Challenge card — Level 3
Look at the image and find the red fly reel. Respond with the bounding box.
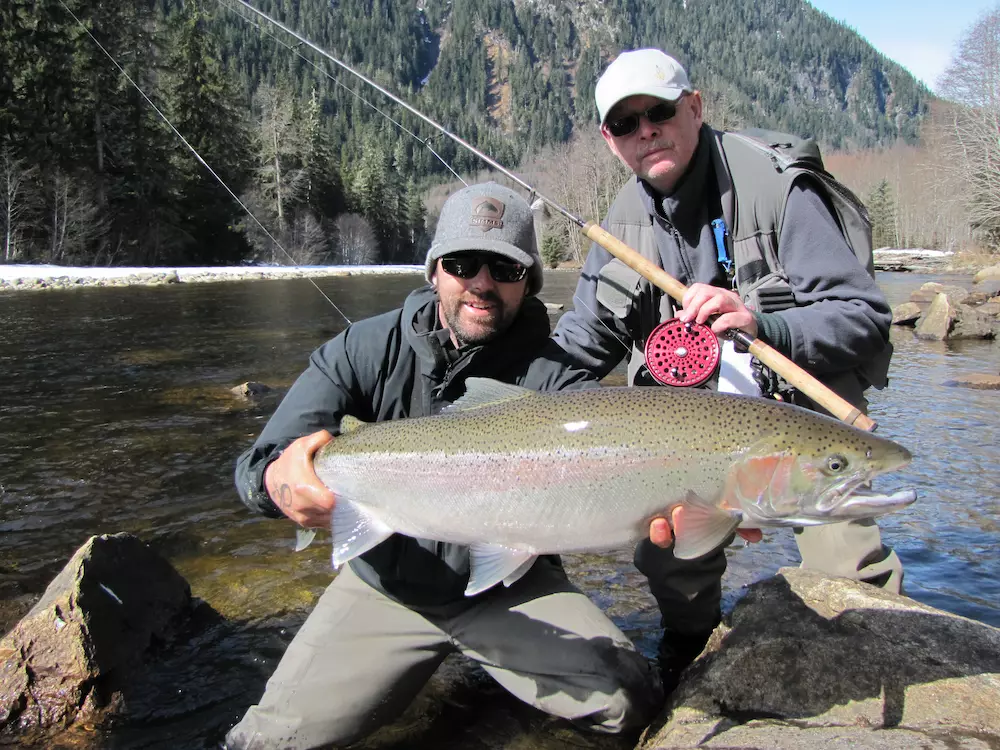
[644,318,721,387]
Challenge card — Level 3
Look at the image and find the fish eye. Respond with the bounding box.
[825,454,849,474]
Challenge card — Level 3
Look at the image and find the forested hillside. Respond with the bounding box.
[0,0,932,268]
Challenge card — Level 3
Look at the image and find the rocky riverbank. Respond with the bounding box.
[0,264,424,291]
[3,536,998,749]
[872,248,957,273]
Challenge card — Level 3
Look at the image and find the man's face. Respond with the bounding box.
[601,92,703,195]
[432,253,528,348]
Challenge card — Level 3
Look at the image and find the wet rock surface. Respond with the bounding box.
[640,568,1000,750]
[0,534,194,738]
[903,287,999,340]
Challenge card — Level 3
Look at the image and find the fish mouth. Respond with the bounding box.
[828,486,918,518]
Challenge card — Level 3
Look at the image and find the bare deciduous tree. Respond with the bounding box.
[46,171,105,264]
[254,85,305,233]
[286,211,330,266]
[1,146,38,262]
[524,128,630,264]
[936,7,1000,251]
[335,213,379,265]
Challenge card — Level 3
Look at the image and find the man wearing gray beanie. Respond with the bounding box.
[226,181,663,750]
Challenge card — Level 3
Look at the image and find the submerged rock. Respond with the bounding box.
[230,381,274,400]
[0,533,193,737]
[641,568,1000,750]
[942,373,1000,390]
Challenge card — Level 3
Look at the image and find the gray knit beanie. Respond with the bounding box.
[425,182,543,296]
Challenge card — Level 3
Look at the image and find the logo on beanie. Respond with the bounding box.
[470,197,505,232]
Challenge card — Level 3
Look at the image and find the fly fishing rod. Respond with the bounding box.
[226,0,876,432]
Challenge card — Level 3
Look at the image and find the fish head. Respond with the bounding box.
[730,411,915,526]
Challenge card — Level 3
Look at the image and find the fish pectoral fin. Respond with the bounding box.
[466,544,536,597]
[673,498,743,560]
[330,499,394,568]
[444,378,535,413]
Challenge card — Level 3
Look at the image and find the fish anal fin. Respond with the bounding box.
[466,544,536,597]
[444,378,535,413]
[673,493,742,560]
[294,528,317,552]
[331,499,394,568]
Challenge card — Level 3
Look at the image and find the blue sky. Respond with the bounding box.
[808,0,997,90]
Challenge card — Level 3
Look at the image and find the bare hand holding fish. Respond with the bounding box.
[265,429,336,531]
[649,509,762,548]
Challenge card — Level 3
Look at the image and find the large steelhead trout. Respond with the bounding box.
[315,378,915,596]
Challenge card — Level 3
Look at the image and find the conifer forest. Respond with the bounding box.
[4,0,995,268]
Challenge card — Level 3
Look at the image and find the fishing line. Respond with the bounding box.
[225,0,587,224]
[218,0,468,186]
[570,294,633,357]
[55,0,353,325]
[225,0,646,360]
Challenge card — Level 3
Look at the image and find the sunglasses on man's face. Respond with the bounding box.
[440,252,528,283]
[605,99,682,138]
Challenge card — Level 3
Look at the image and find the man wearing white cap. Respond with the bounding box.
[552,49,903,693]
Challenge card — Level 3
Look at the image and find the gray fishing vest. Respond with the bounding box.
[595,129,890,401]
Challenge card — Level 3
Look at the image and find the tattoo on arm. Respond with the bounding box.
[278,483,293,512]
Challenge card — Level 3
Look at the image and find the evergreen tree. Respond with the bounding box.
[866,179,898,249]
[166,1,254,264]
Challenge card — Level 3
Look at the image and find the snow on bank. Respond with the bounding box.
[873,248,954,258]
[0,263,424,291]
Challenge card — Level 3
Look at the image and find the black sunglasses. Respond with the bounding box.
[440,252,528,283]
[605,99,682,138]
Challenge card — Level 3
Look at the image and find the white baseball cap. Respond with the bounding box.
[595,49,694,124]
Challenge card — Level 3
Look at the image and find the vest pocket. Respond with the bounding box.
[741,271,796,313]
[595,258,644,318]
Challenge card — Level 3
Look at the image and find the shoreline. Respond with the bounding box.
[0,263,426,291]
[0,249,981,292]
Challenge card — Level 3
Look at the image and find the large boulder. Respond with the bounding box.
[909,282,968,310]
[914,294,996,340]
[972,265,1000,284]
[0,534,192,736]
[641,569,1000,750]
[951,304,997,339]
[890,302,921,326]
[914,293,953,339]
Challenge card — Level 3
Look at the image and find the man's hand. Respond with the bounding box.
[678,283,757,337]
[648,506,763,548]
[265,430,337,529]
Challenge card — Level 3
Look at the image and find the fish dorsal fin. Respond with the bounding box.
[330,498,394,568]
[672,493,743,560]
[444,378,534,413]
[465,544,536,597]
[339,415,368,434]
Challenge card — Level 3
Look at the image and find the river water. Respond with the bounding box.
[1,270,998,749]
